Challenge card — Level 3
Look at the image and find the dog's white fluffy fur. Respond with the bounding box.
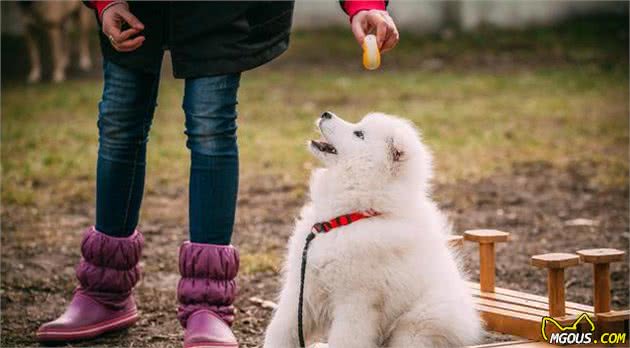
[264,112,481,348]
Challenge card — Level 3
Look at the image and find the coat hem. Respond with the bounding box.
[170,35,290,79]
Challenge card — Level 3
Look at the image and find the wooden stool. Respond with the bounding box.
[577,248,628,337]
[531,253,580,317]
[464,229,510,292]
[576,248,625,313]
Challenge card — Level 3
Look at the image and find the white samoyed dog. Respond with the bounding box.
[264,112,481,348]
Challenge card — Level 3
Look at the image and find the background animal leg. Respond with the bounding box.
[24,25,41,83]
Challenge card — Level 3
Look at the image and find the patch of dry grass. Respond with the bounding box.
[241,252,282,275]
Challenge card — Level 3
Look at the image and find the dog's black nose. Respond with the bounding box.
[321,111,333,119]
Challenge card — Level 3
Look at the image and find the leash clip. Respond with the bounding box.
[311,222,332,234]
[311,223,323,234]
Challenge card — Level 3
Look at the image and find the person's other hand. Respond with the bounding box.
[351,10,399,53]
[101,2,145,52]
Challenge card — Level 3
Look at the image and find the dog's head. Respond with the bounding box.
[309,112,433,214]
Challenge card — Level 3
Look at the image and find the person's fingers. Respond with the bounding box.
[101,8,144,51]
[381,30,399,53]
[112,42,142,52]
[352,10,400,51]
[102,17,121,41]
[351,14,367,45]
[117,27,141,42]
[112,35,145,52]
[371,12,398,52]
[381,19,399,53]
[119,10,144,31]
[375,20,388,49]
[366,12,388,49]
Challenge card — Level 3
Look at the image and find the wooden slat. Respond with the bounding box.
[472,288,588,316]
[468,282,594,313]
[478,304,579,339]
[476,304,544,341]
[476,297,564,318]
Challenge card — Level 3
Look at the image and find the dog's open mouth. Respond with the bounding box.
[310,139,337,154]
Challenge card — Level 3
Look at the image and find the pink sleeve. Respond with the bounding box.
[84,1,116,21]
[341,0,387,21]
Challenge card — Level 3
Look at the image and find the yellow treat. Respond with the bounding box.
[362,34,381,70]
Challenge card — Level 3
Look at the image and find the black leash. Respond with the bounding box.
[298,231,316,348]
[295,212,379,347]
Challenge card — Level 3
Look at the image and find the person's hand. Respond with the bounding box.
[351,10,399,53]
[101,2,145,52]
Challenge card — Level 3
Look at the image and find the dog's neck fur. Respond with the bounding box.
[308,167,427,221]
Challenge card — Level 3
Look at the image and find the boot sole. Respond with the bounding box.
[36,310,138,342]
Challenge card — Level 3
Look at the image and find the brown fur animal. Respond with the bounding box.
[18,1,94,83]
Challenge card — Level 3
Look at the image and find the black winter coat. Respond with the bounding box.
[98,1,295,78]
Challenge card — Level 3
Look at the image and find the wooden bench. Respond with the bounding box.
[447,230,628,343]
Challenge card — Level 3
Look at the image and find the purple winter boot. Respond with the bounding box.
[178,242,239,348]
[36,227,143,343]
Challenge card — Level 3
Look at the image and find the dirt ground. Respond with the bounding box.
[1,159,628,347]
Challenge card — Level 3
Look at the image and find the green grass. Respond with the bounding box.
[2,18,628,209]
[241,252,282,275]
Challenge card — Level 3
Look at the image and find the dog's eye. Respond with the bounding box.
[354,130,365,140]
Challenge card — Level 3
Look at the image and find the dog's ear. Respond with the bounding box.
[392,148,404,162]
[387,136,406,164]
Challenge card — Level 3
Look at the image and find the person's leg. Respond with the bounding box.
[184,73,240,244]
[177,73,241,348]
[37,60,160,343]
[96,60,161,237]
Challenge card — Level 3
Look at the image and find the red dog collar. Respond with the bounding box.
[311,209,380,234]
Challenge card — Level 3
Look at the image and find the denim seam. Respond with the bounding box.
[121,143,140,234]
[121,74,159,234]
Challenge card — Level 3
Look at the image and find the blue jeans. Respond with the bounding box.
[96,60,239,245]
